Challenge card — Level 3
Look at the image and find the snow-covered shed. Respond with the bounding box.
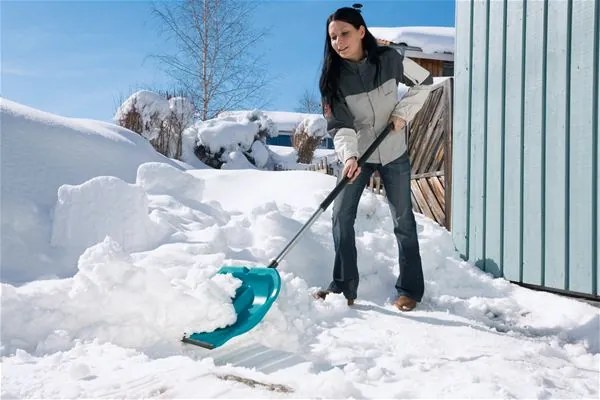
[370,26,455,77]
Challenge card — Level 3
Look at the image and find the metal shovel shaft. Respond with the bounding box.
[268,123,395,269]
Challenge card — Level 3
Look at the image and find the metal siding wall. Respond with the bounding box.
[502,0,525,282]
[522,0,545,285]
[568,0,596,294]
[468,0,488,267]
[451,0,473,259]
[596,0,599,297]
[453,0,598,297]
[484,0,506,276]
[544,0,569,290]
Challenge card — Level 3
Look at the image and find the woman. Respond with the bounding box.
[315,6,428,311]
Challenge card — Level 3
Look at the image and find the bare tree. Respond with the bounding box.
[153,0,270,120]
[294,89,321,114]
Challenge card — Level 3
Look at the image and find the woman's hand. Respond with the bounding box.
[390,116,406,131]
[343,157,361,182]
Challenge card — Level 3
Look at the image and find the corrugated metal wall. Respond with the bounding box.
[452,0,599,298]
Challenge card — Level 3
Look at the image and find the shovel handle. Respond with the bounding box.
[318,123,394,211]
[267,123,395,269]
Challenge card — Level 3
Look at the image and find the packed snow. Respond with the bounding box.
[370,26,455,54]
[1,99,598,399]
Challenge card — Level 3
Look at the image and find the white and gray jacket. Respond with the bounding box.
[325,47,432,165]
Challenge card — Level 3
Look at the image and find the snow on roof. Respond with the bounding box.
[369,26,455,54]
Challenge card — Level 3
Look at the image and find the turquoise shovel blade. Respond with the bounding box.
[182,266,281,349]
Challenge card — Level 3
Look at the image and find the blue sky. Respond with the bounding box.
[1,0,455,122]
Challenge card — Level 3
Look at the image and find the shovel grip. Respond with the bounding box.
[318,123,394,211]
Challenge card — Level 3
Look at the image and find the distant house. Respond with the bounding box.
[220,110,333,149]
[370,26,455,78]
[266,111,334,149]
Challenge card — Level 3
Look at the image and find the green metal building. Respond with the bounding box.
[452,0,599,299]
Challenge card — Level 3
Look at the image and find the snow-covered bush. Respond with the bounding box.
[292,115,327,164]
[114,91,194,159]
[184,110,278,169]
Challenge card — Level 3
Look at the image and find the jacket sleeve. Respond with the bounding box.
[392,86,433,124]
[323,98,359,163]
[388,50,432,124]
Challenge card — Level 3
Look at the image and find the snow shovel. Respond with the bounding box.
[182,123,395,349]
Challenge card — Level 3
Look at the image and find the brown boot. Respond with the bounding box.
[313,290,355,306]
[394,295,417,311]
[312,290,330,300]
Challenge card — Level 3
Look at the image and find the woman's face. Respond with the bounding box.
[328,20,365,62]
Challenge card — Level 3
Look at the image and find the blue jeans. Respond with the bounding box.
[327,152,424,301]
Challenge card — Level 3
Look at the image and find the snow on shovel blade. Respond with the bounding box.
[182,266,281,349]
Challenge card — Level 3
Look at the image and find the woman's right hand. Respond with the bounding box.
[343,157,361,182]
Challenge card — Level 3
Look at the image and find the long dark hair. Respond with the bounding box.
[319,7,381,107]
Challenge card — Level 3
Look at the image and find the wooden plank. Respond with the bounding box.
[429,176,446,210]
[427,176,446,208]
[425,119,446,173]
[426,176,446,226]
[410,191,420,214]
[568,0,595,294]
[416,119,436,173]
[418,178,444,225]
[412,89,445,174]
[408,97,433,173]
[417,179,439,225]
[428,92,446,174]
[468,0,488,267]
[544,0,569,291]
[521,0,545,285]
[451,0,472,258]
[411,180,433,220]
[484,0,506,277]
[503,0,525,282]
[412,171,445,179]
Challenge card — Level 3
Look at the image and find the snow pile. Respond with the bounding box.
[1,237,241,356]
[370,26,455,54]
[137,161,205,200]
[50,176,170,254]
[184,109,278,169]
[168,96,195,125]
[114,91,169,141]
[196,119,257,153]
[0,98,182,284]
[295,115,327,138]
[113,91,195,160]
[113,90,194,142]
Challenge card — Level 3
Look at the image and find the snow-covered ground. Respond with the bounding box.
[1,98,598,399]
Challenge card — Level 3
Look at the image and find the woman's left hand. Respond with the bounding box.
[390,116,406,131]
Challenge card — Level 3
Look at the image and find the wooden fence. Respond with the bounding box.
[368,79,453,229]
